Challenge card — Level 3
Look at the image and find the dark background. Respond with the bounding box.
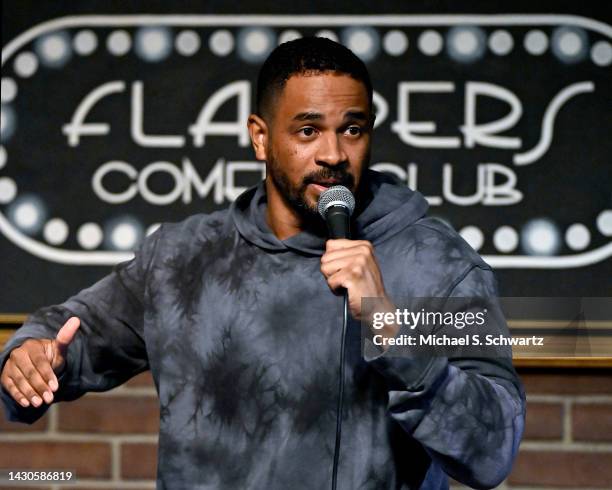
[1,1,611,316]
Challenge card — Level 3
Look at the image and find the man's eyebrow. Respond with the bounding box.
[291,110,369,122]
[292,111,323,122]
[344,111,368,122]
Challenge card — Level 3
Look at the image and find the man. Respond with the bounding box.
[1,37,525,489]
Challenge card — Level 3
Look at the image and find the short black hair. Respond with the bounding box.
[256,36,373,122]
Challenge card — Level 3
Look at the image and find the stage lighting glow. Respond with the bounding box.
[15,203,38,228]
[0,145,6,169]
[551,27,587,63]
[524,30,548,55]
[342,27,380,62]
[14,52,38,78]
[135,27,172,62]
[176,30,201,56]
[521,219,561,256]
[493,226,519,253]
[0,177,17,204]
[315,30,339,42]
[73,30,98,56]
[278,30,302,45]
[447,26,486,63]
[8,195,47,234]
[237,28,274,62]
[383,30,408,56]
[111,223,138,249]
[106,218,143,251]
[418,30,443,56]
[597,210,612,236]
[1,78,18,103]
[565,223,590,251]
[489,30,513,56]
[43,218,69,245]
[591,41,612,67]
[460,226,484,251]
[77,222,103,249]
[107,30,131,56]
[36,32,72,68]
[209,30,234,57]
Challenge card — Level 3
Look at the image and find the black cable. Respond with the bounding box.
[331,290,349,490]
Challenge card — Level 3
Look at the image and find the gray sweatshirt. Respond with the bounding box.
[1,170,525,489]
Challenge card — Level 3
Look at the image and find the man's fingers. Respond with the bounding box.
[29,348,59,393]
[321,248,369,263]
[12,364,45,407]
[1,339,60,407]
[320,253,369,277]
[55,317,81,350]
[326,269,352,293]
[50,317,80,373]
[325,239,373,252]
[15,356,54,405]
[322,243,375,266]
[2,377,30,407]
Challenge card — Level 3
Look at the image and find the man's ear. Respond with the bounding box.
[247,113,269,162]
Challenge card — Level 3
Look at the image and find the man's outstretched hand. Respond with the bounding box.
[0,317,80,408]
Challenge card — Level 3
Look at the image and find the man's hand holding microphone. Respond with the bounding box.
[317,185,399,346]
[0,317,80,408]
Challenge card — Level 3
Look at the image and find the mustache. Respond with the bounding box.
[302,169,355,189]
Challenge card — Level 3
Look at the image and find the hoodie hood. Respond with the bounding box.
[230,169,429,255]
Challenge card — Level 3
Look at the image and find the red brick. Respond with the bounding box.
[520,370,612,395]
[58,395,159,433]
[0,442,111,478]
[524,402,563,440]
[573,403,612,442]
[0,413,49,432]
[121,442,157,480]
[509,450,612,487]
[125,371,155,388]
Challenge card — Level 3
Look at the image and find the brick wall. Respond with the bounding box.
[0,371,158,490]
[503,369,612,490]
[1,369,611,490]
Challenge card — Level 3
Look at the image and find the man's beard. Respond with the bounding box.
[267,153,356,228]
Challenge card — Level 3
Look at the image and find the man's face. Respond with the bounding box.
[260,72,373,221]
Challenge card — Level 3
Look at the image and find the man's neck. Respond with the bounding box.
[264,181,304,241]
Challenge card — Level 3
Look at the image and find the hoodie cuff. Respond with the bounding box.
[364,338,449,393]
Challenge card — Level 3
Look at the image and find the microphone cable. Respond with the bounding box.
[331,290,349,490]
[316,185,355,490]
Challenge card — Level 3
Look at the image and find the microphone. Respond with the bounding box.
[317,185,355,490]
[317,185,356,239]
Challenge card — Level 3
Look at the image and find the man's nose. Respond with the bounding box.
[315,133,348,167]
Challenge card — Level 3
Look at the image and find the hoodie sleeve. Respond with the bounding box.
[0,226,163,424]
[366,265,526,489]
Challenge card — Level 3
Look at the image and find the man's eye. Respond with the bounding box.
[346,126,362,136]
[300,127,316,137]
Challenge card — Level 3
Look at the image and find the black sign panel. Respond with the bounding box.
[1,3,611,314]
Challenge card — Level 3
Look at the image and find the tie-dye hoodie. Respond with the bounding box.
[1,170,525,489]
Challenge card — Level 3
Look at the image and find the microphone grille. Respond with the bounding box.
[317,185,356,219]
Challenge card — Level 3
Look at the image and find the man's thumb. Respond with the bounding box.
[56,316,81,351]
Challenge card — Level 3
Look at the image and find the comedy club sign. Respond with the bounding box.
[1,14,611,310]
